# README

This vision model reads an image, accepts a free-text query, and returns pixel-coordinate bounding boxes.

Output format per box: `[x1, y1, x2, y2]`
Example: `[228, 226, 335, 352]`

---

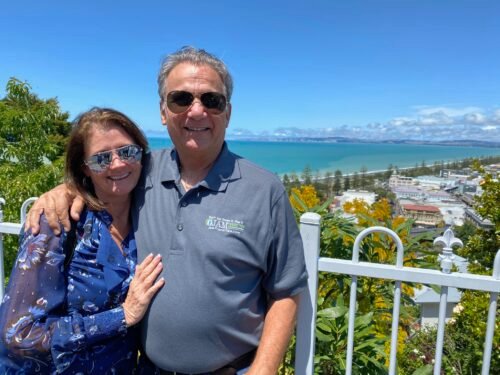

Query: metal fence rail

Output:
[0, 197, 36, 299]
[296, 213, 500, 375]
[1, 201, 499, 374]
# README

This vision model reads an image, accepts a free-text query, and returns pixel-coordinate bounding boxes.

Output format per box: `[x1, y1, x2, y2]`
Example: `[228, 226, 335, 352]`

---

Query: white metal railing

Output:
[295, 213, 500, 375]
[1, 201, 499, 373]
[0, 197, 37, 299]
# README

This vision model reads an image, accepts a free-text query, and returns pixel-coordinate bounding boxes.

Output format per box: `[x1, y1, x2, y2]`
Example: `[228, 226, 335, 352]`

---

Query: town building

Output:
[464, 207, 494, 231]
[388, 174, 415, 188]
[400, 204, 443, 227]
[413, 286, 462, 326]
[337, 189, 377, 206]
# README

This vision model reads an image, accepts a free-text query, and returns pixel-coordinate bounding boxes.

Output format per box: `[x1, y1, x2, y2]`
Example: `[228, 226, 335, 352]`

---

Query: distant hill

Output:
[145, 130, 500, 148]
[224, 136, 500, 148]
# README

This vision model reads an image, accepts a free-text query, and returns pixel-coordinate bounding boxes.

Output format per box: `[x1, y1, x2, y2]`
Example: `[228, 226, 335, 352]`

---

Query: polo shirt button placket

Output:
[177, 224, 183, 231]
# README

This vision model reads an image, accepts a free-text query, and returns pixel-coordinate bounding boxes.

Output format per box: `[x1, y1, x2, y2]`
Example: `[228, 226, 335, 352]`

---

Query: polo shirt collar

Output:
[155, 142, 241, 192]
[202, 142, 241, 192]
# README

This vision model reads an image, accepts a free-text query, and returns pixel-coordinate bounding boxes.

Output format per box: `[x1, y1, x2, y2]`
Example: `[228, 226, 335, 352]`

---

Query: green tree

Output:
[459, 161, 499, 272]
[282, 173, 291, 192]
[301, 165, 313, 185]
[385, 164, 394, 180]
[323, 170, 333, 196]
[0, 78, 71, 281]
[343, 175, 351, 190]
[333, 169, 342, 195]
[401, 160, 500, 374]
[360, 166, 368, 189]
[352, 172, 360, 189]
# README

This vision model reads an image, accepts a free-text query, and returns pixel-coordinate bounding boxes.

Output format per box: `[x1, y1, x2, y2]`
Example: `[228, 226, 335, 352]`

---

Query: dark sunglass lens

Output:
[201, 92, 226, 113]
[167, 91, 194, 113]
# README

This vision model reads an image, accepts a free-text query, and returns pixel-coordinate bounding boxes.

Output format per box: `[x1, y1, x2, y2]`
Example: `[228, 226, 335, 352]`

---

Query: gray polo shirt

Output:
[132, 143, 307, 373]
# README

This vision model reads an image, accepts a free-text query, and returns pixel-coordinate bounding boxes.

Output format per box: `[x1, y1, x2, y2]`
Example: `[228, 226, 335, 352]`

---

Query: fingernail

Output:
[155, 254, 162, 259]
[149, 253, 154, 257]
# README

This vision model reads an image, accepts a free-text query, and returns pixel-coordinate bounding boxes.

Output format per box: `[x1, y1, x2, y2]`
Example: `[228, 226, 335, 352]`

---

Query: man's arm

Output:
[26, 184, 85, 235]
[247, 294, 300, 375]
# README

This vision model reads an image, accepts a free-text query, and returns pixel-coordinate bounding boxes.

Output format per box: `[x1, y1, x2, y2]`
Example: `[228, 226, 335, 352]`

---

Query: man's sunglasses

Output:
[166, 90, 227, 114]
[85, 144, 143, 173]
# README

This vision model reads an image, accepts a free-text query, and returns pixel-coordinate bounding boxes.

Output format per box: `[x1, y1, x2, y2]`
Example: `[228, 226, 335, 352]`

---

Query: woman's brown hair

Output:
[64, 107, 148, 210]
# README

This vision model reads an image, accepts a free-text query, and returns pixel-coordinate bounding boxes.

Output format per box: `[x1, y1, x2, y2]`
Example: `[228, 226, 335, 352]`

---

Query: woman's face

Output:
[83, 124, 142, 203]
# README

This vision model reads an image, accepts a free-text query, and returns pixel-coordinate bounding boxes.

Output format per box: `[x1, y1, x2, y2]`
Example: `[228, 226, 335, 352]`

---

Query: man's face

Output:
[160, 62, 231, 162]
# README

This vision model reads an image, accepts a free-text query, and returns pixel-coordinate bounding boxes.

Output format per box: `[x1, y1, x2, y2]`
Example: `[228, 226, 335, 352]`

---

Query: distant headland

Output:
[145, 131, 500, 148]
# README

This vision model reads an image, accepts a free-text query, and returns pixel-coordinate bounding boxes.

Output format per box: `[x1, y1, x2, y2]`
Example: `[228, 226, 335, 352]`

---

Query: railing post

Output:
[433, 228, 463, 375]
[295, 212, 321, 375]
[481, 249, 500, 375]
[20, 197, 38, 226]
[350, 226, 404, 375]
[0, 197, 5, 301]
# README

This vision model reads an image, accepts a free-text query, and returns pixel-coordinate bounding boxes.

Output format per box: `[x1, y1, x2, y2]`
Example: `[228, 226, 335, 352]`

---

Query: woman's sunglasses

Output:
[85, 144, 143, 173]
[166, 90, 227, 114]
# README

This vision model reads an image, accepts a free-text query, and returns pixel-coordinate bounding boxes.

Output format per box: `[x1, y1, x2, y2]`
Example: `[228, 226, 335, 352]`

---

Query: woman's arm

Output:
[0, 216, 67, 362]
[1, 216, 163, 371]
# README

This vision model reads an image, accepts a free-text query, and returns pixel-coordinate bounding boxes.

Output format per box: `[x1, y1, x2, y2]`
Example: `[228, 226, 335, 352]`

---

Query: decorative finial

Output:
[434, 228, 463, 274]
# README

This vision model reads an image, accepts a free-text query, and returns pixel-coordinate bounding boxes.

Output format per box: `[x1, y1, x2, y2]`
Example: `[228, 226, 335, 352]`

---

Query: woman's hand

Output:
[122, 253, 165, 327]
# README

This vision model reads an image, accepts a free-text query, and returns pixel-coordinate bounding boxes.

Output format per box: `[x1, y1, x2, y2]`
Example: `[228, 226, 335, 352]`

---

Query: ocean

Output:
[147, 137, 500, 176]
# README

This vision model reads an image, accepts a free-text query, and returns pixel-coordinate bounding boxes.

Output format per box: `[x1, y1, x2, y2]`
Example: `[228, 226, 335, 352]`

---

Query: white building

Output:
[414, 175, 457, 190]
[389, 174, 415, 188]
[392, 186, 426, 201]
[338, 190, 377, 206]
[413, 286, 462, 326]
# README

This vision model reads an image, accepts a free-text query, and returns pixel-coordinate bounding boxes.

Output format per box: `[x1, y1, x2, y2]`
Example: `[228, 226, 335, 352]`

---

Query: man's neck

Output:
[179, 161, 214, 191]
[176, 146, 223, 191]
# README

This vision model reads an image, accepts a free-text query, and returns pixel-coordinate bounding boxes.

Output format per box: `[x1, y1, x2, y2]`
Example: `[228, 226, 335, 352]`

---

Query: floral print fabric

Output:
[0, 209, 140, 374]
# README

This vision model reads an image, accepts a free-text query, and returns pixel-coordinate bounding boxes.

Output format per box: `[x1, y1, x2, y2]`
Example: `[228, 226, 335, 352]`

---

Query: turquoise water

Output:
[147, 137, 500, 175]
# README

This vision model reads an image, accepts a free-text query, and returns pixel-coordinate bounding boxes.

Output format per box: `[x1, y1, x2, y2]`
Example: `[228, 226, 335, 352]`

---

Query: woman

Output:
[0, 108, 164, 374]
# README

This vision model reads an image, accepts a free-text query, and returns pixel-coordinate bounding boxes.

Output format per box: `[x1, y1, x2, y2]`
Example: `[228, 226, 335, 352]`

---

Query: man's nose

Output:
[187, 99, 207, 119]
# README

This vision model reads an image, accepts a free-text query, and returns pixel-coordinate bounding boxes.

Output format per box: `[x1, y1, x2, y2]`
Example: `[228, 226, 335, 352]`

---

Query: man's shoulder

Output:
[149, 147, 174, 163]
[233, 153, 283, 185]
[142, 148, 176, 176]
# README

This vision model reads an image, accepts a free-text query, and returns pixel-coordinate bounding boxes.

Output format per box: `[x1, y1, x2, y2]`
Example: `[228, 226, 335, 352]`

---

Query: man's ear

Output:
[160, 101, 168, 126]
[225, 102, 232, 128]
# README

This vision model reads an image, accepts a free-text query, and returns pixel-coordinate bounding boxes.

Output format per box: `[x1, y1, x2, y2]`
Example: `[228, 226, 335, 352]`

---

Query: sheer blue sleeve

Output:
[0, 216, 128, 371]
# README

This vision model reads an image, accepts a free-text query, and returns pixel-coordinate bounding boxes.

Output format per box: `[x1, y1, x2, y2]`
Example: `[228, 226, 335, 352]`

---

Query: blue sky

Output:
[1, 0, 499, 141]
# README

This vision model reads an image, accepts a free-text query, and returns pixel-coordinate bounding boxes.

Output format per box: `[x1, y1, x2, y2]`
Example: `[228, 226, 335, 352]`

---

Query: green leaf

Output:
[411, 364, 433, 375]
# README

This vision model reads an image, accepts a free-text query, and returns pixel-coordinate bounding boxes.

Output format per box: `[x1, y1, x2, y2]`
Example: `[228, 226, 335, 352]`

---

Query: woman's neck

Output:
[104, 197, 131, 221]
[102, 196, 132, 251]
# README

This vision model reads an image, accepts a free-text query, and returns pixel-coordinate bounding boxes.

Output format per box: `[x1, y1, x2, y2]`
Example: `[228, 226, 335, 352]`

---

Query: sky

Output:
[1, 0, 499, 142]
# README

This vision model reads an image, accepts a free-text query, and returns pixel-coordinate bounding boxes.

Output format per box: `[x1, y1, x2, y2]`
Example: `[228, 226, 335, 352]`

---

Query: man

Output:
[27, 46, 308, 374]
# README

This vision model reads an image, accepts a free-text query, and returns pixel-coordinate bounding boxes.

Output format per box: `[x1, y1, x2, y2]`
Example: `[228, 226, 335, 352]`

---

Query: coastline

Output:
[146, 137, 500, 177]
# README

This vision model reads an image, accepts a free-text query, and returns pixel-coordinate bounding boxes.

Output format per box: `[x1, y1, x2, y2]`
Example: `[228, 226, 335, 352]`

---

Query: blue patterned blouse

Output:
[0, 209, 141, 374]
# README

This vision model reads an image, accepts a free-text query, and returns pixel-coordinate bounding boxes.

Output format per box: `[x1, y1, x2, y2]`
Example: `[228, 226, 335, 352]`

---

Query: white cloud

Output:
[390, 117, 412, 126]
[414, 106, 482, 117]
[463, 112, 486, 124]
[227, 106, 500, 142]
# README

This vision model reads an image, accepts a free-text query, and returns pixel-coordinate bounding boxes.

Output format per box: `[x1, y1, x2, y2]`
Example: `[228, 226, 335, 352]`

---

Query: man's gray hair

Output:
[157, 46, 233, 102]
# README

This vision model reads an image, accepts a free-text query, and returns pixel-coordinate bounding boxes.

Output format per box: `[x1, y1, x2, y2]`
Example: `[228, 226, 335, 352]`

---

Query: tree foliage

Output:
[289, 185, 321, 214]
[401, 160, 500, 374]
[0, 78, 70, 281]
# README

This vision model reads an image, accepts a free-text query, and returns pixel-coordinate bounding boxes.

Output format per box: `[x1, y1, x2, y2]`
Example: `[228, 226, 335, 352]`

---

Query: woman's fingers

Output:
[136, 254, 162, 281]
[145, 277, 165, 299]
[122, 252, 165, 327]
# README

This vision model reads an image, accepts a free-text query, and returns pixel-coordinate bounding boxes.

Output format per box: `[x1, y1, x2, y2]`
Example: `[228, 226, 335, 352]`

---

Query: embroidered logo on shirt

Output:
[205, 216, 245, 234]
